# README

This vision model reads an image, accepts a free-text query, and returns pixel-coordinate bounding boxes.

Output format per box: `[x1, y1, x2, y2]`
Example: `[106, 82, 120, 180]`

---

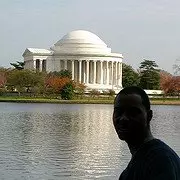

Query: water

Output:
[0, 103, 179, 180]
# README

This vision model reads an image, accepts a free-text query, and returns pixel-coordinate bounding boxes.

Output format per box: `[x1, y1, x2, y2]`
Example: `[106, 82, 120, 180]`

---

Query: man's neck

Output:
[128, 132, 154, 156]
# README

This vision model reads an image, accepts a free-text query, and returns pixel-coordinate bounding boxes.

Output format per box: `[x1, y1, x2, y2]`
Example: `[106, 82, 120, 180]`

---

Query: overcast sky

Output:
[0, 0, 180, 73]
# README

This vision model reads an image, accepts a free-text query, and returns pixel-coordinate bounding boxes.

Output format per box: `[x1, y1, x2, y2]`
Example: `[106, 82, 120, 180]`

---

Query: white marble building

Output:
[23, 30, 123, 91]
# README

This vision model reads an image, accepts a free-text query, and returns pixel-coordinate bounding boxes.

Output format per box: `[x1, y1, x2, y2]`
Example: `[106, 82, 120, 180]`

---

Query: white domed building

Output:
[23, 30, 123, 92]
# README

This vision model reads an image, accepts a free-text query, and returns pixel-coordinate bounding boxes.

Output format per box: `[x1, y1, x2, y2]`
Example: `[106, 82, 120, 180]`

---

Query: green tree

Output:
[7, 69, 44, 96]
[48, 70, 72, 78]
[139, 59, 160, 89]
[122, 63, 140, 87]
[60, 82, 74, 100]
[10, 61, 25, 70]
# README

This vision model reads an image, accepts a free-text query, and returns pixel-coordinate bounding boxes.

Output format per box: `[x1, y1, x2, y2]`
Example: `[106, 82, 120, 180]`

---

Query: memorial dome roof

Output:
[55, 30, 107, 46]
[51, 30, 111, 55]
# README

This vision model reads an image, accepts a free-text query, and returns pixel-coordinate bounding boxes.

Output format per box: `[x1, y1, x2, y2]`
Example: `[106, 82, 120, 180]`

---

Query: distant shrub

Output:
[90, 89, 100, 98]
[108, 89, 115, 97]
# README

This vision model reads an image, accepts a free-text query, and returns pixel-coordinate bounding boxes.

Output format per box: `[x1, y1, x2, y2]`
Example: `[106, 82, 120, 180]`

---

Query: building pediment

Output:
[23, 48, 53, 57]
[22, 48, 32, 57]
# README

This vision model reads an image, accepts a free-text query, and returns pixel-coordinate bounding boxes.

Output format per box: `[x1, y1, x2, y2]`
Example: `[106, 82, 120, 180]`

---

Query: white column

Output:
[83, 61, 86, 83]
[120, 62, 122, 87]
[90, 61, 93, 83]
[64, 60, 67, 69]
[100, 61, 103, 84]
[117, 62, 119, 86]
[117, 62, 121, 86]
[59, 60, 61, 71]
[111, 61, 114, 85]
[106, 61, 109, 85]
[81, 61, 84, 83]
[89, 61, 92, 83]
[33, 60, 36, 69]
[40, 60, 43, 72]
[115, 61, 118, 86]
[86, 60, 89, 84]
[72, 60, 74, 80]
[79, 60, 82, 83]
[93, 61, 96, 84]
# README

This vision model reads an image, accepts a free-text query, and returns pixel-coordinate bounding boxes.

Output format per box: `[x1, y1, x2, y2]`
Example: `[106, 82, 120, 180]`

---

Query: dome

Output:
[51, 30, 111, 55]
[56, 30, 107, 46]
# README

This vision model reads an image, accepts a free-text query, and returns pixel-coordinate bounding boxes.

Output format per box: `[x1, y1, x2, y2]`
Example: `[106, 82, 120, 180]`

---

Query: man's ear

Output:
[147, 110, 153, 123]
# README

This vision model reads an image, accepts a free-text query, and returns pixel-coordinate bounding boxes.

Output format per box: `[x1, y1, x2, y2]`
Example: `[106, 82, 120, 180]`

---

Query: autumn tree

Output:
[160, 70, 172, 92]
[0, 67, 10, 95]
[0, 67, 9, 88]
[160, 70, 180, 95]
[46, 70, 77, 99]
[139, 59, 160, 89]
[45, 76, 71, 94]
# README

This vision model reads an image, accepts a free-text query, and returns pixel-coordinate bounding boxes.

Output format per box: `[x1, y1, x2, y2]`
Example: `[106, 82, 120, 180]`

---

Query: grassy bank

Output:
[0, 96, 180, 105]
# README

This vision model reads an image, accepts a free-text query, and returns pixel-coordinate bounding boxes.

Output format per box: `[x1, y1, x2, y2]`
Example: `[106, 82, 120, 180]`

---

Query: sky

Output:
[0, 0, 180, 73]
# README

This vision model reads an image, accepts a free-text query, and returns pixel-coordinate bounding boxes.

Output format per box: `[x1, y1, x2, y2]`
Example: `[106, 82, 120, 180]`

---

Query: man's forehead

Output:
[114, 93, 143, 107]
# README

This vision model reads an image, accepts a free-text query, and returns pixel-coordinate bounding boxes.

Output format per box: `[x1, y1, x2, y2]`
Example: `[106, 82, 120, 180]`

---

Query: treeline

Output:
[0, 59, 180, 99]
[0, 69, 87, 99]
[122, 59, 180, 96]
[0, 68, 116, 100]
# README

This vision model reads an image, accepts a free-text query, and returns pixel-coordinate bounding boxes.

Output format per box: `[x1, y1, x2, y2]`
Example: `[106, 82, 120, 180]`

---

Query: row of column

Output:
[33, 59, 122, 86]
[33, 59, 46, 71]
[71, 60, 122, 86]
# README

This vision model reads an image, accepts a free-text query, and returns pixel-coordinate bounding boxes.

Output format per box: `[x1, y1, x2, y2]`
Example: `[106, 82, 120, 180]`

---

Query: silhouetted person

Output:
[113, 86, 180, 180]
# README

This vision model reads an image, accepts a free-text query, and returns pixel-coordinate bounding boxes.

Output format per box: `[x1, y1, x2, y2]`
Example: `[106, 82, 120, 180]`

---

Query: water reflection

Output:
[0, 103, 179, 179]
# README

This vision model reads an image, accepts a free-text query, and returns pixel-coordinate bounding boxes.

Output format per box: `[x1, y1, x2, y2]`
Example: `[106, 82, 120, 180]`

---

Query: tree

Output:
[173, 59, 180, 75]
[7, 69, 44, 96]
[0, 67, 9, 88]
[48, 70, 72, 78]
[10, 61, 25, 70]
[122, 63, 140, 87]
[45, 76, 71, 94]
[160, 71, 180, 96]
[139, 59, 160, 89]
[60, 82, 75, 100]
[74, 82, 86, 98]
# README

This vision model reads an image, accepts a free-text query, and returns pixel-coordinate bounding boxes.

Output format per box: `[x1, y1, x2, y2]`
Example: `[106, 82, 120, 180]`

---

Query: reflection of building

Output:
[23, 30, 123, 91]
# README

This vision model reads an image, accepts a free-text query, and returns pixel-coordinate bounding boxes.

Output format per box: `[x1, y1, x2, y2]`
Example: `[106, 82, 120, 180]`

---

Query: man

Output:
[113, 86, 180, 180]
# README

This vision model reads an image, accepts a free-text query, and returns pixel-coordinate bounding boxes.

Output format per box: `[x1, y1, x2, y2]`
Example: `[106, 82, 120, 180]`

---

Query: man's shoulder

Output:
[119, 139, 180, 180]
[139, 139, 180, 180]
[145, 139, 179, 158]
[143, 139, 180, 168]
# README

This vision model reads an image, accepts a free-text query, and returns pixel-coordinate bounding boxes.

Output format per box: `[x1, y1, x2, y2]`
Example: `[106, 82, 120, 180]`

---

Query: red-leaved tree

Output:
[160, 71, 180, 95]
[45, 76, 72, 93]
[0, 68, 8, 88]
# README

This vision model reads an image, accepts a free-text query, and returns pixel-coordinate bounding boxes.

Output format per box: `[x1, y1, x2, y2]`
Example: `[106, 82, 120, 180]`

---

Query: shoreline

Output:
[0, 98, 180, 105]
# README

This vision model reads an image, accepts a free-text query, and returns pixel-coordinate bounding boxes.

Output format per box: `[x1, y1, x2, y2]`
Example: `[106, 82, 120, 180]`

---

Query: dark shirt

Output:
[119, 139, 180, 180]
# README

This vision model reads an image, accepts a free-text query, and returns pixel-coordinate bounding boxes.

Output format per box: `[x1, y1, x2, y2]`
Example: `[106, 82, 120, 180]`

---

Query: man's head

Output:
[113, 86, 153, 145]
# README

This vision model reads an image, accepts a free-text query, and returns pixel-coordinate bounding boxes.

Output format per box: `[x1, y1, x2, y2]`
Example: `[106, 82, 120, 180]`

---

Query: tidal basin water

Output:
[0, 103, 179, 180]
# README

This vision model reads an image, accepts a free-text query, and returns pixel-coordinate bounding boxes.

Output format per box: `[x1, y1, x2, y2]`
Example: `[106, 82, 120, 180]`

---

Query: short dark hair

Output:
[116, 86, 151, 110]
